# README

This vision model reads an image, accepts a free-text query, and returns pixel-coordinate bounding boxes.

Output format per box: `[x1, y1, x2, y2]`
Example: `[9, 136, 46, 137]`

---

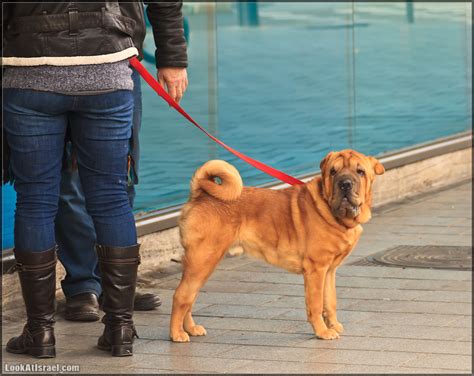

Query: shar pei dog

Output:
[170, 150, 384, 342]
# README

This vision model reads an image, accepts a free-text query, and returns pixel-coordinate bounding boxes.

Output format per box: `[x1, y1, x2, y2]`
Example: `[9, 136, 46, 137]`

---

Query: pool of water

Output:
[2, 2, 472, 249]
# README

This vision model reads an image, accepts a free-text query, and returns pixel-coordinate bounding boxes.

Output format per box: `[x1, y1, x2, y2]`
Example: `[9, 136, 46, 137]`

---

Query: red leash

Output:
[129, 57, 304, 186]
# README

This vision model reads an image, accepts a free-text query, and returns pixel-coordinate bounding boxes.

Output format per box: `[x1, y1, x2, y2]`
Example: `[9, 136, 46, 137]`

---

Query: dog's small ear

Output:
[370, 157, 385, 175]
[320, 151, 334, 173]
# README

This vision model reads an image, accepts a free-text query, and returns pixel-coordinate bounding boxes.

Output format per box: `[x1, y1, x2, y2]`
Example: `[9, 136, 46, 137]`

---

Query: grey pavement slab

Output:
[2, 181, 471, 374]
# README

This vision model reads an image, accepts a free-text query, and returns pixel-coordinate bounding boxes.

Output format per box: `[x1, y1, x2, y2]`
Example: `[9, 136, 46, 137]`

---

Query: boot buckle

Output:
[7, 263, 24, 274]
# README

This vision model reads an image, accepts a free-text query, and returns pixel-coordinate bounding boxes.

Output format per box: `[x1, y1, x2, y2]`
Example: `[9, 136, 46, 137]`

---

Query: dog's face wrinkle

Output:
[322, 152, 373, 222]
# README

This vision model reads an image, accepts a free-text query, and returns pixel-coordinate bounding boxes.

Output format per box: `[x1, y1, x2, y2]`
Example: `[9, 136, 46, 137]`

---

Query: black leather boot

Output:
[96, 244, 140, 357]
[6, 246, 57, 358]
[98, 292, 162, 312]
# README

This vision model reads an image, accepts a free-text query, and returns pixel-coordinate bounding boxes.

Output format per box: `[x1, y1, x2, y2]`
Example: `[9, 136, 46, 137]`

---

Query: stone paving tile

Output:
[336, 266, 472, 281]
[161, 279, 262, 294]
[144, 289, 283, 309]
[335, 365, 468, 374]
[376, 325, 472, 342]
[445, 315, 473, 328]
[126, 353, 254, 373]
[293, 319, 472, 342]
[195, 276, 469, 295]
[297, 348, 419, 367]
[276, 308, 371, 322]
[261, 295, 358, 310]
[334, 287, 472, 302]
[139, 302, 210, 316]
[369, 216, 471, 227]
[236, 281, 306, 296]
[190, 329, 312, 348]
[208, 270, 304, 284]
[190, 291, 282, 306]
[218, 342, 429, 369]
[195, 316, 306, 334]
[403, 290, 471, 303]
[290, 332, 472, 356]
[365, 223, 469, 235]
[357, 233, 472, 246]
[195, 344, 333, 364]
[402, 353, 472, 372]
[376, 208, 471, 219]
[6, 344, 249, 374]
[132, 325, 229, 343]
[1, 347, 73, 362]
[135, 340, 239, 358]
[334, 276, 472, 292]
[355, 311, 469, 328]
[231, 359, 341, 374]
[54, 320, 104, 337]
[346, 299, 471, 315]
[193, 304, 294, 320]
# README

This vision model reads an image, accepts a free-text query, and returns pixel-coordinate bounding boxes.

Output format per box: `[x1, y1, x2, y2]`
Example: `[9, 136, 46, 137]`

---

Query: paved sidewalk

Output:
[2, 181, 472, 374]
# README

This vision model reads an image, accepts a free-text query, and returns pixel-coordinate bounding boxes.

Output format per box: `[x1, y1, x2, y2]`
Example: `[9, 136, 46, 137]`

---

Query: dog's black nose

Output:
[338, 179, 352, 192]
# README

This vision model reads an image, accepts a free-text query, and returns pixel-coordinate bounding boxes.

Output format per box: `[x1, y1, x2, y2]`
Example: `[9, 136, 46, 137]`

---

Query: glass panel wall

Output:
[134, 3, 218, 214]
[351, 2, 472, 153]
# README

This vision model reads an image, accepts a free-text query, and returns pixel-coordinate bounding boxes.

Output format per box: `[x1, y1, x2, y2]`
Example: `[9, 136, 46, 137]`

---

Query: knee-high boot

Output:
[6, 246, 57, 358]
[96, 244, 140, 357]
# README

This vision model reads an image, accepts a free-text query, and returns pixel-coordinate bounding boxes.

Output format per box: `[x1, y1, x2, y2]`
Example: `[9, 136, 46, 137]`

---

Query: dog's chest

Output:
[334, 227, 362, 259]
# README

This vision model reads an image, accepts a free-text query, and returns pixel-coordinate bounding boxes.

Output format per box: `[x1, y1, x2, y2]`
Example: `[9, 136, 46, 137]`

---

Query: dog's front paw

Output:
[185, 325, 207, 337]
[170, 330, 190, 343]
[327, 321, 344, 334]
[316, 328, 340, 340]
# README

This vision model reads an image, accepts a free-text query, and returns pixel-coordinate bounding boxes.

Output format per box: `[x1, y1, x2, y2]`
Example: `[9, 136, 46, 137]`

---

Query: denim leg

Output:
[55, 162, 102, 298]
[56, 73, 142, 298]
[3, 89, 68, 252]
[69, 91, 137, 247]
[127, 69, 142, 207]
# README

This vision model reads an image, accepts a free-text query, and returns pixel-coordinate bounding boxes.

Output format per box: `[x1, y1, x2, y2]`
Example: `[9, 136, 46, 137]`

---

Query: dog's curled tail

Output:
[190, 160, 243, 201]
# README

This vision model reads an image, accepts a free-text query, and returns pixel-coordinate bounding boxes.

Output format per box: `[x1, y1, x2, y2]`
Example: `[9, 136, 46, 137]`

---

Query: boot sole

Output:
[134, 300, 162, 311]
[97, 343, 133, 357]
[6, 345, 56, 358]
[65, 312, 100, 322]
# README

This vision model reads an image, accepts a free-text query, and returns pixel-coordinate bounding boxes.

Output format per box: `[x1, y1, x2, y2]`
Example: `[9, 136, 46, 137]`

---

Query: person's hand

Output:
[157, 67, 188, 103]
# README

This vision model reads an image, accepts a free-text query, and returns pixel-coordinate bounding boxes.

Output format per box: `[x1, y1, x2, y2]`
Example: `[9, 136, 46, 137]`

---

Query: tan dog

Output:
[170, 150, 384, 342]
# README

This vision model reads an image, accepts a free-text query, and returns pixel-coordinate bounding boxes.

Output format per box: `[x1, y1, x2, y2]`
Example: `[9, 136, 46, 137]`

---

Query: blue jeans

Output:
[54, 71, 142, 298]
[4, 89, 137, 266]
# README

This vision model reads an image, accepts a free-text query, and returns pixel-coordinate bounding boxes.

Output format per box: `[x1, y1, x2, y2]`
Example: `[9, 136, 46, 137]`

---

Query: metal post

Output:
[406, 1, 415, 24]
[238, 1, 259, 27]
[207, 3, 218, 160]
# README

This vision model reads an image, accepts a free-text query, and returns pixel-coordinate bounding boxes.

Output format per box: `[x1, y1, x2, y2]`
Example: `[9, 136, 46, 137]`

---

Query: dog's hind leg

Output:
[170, 241, 228, 342]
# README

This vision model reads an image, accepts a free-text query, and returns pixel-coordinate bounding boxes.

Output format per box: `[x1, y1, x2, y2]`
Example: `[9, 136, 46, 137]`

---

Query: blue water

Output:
[2, 2, 472, 249]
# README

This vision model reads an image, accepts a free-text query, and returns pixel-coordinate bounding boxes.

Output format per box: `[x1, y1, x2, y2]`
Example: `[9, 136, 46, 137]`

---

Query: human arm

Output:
[145, 1, 188, 102]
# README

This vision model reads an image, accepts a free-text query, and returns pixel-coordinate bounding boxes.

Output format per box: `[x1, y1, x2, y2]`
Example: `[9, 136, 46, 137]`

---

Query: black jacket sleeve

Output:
[145, 1, 188, 68]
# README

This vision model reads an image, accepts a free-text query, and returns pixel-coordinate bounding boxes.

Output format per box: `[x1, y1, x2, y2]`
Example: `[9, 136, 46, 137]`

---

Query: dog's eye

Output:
[330, 168, 337, 176]
[357, 169, 365, 176]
